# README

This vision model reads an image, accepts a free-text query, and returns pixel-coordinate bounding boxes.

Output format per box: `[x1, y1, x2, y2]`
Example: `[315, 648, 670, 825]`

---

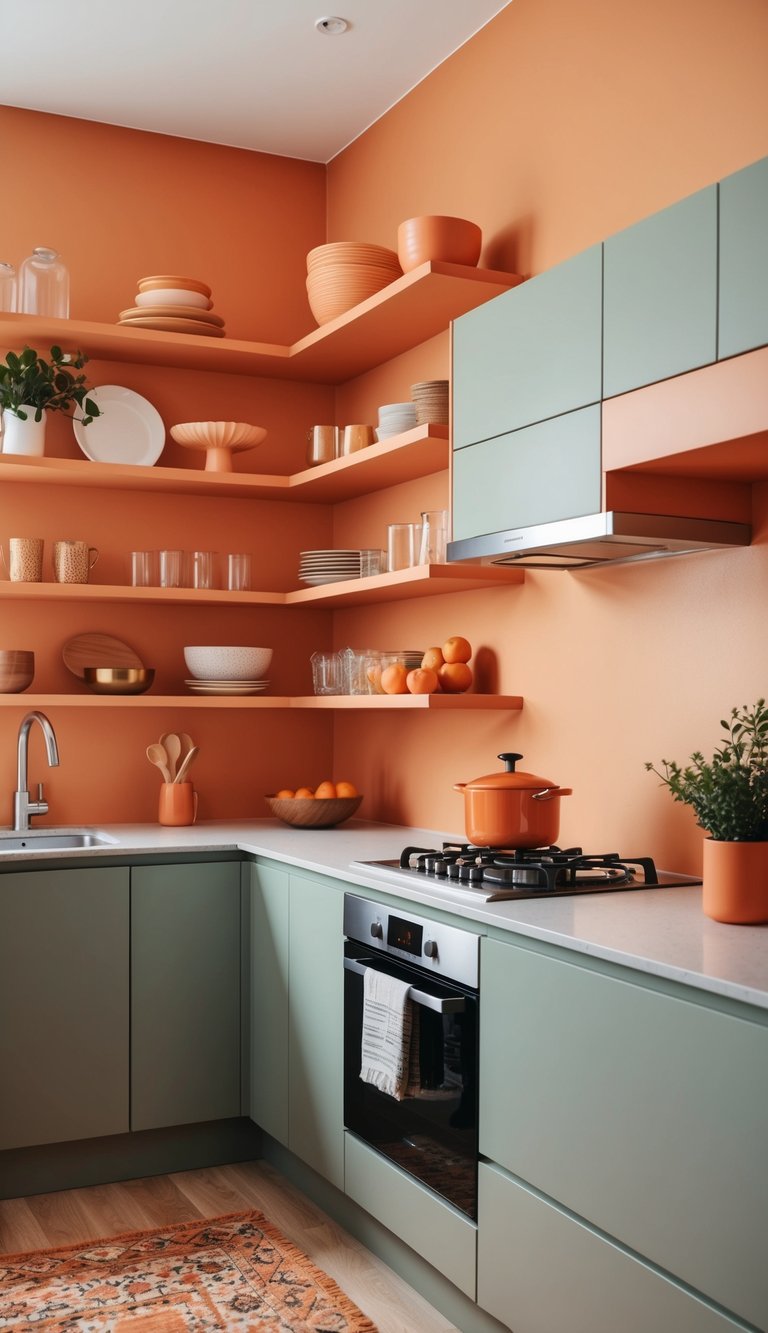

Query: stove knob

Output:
[434, 859, 449, 877]
[447, 862, 461, 879]
[424, 940, 438, 959]
[468, 865, 484, 884]
[370, 921, 383, 940]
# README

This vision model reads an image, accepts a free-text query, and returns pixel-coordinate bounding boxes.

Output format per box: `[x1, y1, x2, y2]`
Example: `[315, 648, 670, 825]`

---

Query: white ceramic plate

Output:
[73, 385, 165, 466]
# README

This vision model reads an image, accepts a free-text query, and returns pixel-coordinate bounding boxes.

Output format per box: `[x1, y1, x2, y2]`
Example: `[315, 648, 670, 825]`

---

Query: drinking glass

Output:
[418, 510, 448, 564]
[130, 551, 156, 587]
[158, 549, 183, 588]
[310, 651, 342, 695]
[387, 523, 419, 571]
[227, 552, 251, 591]
[0, 262, 17, 312]
[188, 550, 216, 590]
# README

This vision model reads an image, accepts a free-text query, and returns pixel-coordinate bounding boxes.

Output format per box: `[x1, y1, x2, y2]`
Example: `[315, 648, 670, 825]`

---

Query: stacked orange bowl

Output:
[119, 275, 226, 338]
[306, 243, 402, 326]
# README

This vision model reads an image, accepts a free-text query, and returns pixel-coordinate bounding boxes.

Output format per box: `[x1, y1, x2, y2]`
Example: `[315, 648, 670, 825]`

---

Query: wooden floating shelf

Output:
[0, 262, 523, 384]
[0, 693, 523, 711]
[289, 694, 524, 710]
[0, 424, 449, 504]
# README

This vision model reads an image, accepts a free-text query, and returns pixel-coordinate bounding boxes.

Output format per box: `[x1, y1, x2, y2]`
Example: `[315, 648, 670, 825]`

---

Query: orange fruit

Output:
[421, 646, 444, 671]
[438, 662, 473, 693]
[407, 667, 439, 694]
[294, 786, 315, 799]
[380, 663, 409, 694]
[275, 788, 295, 799]
[336, 780, 358, 798]
[442, 635, 472, 664]
[314, 780, 337, 799]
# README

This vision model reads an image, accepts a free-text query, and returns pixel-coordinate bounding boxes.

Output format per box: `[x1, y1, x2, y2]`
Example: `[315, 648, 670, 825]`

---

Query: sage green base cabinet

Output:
[131, 861, 241, 1132]
[0, 867, 129, 1151]
[479, 936, 768, 1331]
[248, 863, 344, 1190]
[603, 184, 718, 397]
[719, 154, 768, 360]
[477, 1163, 745, 1333]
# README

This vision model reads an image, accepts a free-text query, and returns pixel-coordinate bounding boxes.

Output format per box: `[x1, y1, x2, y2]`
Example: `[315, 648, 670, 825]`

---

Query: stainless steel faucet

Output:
[14, 710, 60, 832]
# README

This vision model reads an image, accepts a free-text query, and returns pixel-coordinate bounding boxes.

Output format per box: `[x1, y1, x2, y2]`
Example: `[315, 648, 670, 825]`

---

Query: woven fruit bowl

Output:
[265, 794, 362, 829]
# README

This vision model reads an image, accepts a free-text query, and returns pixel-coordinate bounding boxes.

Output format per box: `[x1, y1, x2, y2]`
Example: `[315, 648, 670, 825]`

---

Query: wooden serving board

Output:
[63, 632, 144, 678]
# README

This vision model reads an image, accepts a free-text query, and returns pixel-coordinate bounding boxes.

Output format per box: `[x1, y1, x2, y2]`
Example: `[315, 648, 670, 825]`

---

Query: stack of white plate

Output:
[376, 402, 418, 441]
[299, 549, 362, 585]
[184, 678, 271, 696]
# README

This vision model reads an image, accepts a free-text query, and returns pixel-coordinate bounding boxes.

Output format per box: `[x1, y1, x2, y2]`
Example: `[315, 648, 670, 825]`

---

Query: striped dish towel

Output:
[360, 967, 421, 1101]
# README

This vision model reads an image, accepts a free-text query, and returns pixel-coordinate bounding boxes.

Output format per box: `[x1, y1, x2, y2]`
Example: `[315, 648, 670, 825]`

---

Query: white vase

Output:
[1, 408, 47, 456]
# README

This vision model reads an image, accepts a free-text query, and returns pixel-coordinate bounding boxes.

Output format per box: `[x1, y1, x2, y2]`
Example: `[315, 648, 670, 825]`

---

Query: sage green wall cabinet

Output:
[603, 184, 718, 397]
[131, 861, 241, 1132]
[249, 861, 290, 1144]
[719, 154, 768, 360]
[452, 405, 601, 542]
[452, 244, 602, 449]
[479, 937, 768, 1331]
[288, 871, 344, 1190]
[477, 1164, 744, 1333]
[0, 866, 129, 1151]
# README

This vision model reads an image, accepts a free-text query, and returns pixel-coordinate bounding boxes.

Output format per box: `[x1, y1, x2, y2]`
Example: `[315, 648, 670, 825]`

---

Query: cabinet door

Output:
[453, 244, 602, 448]
[0, 866, 129, 1150]
[603, 185, 717, 397]
[719, 155, 768, 359]
[478, 1163, 744, 1333]
[288, 872, 344, 1189]
[249, 861, 290, 1143]
[452, 404, 601, 542]
[131, 861, 241, 1131]
[479, 937, 768, 1331]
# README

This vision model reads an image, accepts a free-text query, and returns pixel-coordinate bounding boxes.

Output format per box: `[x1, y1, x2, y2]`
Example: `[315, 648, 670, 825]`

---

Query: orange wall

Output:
[327, 0, 768, 871]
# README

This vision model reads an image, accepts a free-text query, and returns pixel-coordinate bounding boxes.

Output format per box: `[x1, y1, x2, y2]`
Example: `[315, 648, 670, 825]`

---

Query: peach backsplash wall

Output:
[327, 0, 768, 869]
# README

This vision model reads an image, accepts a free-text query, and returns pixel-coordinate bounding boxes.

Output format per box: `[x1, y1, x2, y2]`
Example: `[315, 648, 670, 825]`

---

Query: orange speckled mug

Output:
[158, 782, 198, 826]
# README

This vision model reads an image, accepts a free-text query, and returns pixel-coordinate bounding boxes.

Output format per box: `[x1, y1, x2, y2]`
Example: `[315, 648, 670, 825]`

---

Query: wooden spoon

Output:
[178, 732, 194, 762]
[146, 743, 172, 783]
[160, 732, 182, 780]
[174, 746, 199, 785]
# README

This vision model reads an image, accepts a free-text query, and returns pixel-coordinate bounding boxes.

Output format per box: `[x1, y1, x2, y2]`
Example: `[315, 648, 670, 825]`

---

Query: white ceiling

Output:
[3, 0, 512, 163]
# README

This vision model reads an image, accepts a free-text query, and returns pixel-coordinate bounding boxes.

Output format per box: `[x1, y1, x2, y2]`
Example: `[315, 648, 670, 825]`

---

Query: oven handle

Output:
[344, 956, 466, 1014]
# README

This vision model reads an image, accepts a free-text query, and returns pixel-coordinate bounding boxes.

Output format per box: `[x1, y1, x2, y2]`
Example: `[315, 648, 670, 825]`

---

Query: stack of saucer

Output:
[299, 549, 363, 585]
[119, 275, 226, 337]
[410, 379, 449, 425]
[376, 402, 418, 441]
[184, 677, 270, 696]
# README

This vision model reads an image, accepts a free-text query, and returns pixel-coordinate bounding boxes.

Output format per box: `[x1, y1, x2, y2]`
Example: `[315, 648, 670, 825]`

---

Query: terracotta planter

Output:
[702, 838, 768, 924]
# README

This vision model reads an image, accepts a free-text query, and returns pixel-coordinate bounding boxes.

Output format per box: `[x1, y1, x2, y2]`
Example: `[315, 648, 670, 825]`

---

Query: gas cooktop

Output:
[351, 844, 702, 903]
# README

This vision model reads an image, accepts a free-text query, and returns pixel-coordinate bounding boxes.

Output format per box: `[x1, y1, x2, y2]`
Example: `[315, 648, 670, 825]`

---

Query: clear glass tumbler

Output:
[188, 550, 216, 590]
[158, 549, 183, 588]
[227, 553, 251, 591]
[0, 262, 17, 313]
[130, 551, 156, 586]
[418, 510, 448, 564]
[310, 650, 342, 695]
[387, 522, 418, 571]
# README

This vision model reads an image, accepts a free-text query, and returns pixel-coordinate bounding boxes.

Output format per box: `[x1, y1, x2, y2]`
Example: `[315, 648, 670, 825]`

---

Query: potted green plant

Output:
[0, 345, 100, 457]
[646, 699, 768, 923]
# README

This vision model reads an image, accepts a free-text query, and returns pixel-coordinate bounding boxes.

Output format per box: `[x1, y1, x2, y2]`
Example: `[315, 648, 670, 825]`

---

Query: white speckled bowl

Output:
[183, 645, 273, 681]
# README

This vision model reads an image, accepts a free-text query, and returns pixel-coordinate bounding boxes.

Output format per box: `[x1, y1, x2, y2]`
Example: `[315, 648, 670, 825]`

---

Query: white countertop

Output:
[1, 817, 766, 1011]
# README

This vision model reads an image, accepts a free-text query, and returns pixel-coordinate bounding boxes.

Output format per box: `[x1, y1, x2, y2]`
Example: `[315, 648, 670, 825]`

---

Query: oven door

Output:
[343, 939, 478, 1220]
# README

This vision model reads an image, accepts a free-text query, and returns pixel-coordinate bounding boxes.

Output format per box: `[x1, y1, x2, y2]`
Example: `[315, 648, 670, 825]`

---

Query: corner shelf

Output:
[0, 261, 523, 384]
[0, 693, 523, 711]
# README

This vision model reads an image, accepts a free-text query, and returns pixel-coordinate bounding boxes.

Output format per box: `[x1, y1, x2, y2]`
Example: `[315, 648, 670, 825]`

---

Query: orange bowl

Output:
[397, 215, 482, 272]
[265, 794, 363, 828]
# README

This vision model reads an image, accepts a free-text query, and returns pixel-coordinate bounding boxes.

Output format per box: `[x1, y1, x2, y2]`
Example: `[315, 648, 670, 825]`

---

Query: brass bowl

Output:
[83, 666, 155, 695]
[265, 794, 362, 829]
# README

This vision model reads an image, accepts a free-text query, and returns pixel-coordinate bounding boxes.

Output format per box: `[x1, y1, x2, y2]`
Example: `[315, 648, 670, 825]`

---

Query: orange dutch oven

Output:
[454, 752, 573, 848]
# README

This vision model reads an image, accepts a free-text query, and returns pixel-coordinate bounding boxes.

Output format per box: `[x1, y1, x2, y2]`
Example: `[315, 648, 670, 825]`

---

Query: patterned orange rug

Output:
[0, 1209, 379, 1331]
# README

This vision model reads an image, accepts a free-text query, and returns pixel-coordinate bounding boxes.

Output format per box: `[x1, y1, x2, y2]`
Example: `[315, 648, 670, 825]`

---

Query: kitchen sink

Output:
[0, 828, 119, 852]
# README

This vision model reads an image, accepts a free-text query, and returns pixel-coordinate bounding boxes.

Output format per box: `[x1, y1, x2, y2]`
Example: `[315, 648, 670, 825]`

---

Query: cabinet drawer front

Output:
[249, 863, 290, 1144]
[603, 184, 717, 397]
[719, 155, 768, 360]
[345, 1131, 477, 1299]
[452, 405, 601, 542]
[453, 244, 602, 448]
[478, 1163, 744, 1333]
[479, 938, 768, 1330]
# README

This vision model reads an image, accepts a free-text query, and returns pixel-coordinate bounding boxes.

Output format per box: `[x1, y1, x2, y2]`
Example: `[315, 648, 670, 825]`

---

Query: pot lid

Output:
[461, 753, 560, 791]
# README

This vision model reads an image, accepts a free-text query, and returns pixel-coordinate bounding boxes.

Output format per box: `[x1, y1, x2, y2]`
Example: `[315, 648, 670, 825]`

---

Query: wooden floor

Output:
[0, 1160, 459, 1332]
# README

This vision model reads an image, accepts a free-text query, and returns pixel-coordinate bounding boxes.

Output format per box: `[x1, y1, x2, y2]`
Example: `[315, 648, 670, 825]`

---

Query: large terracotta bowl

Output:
[397, 215, 482, 272]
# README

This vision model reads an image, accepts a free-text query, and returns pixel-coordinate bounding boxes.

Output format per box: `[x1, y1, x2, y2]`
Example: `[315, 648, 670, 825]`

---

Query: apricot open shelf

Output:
[0, 694, 523, 711]
[0, 261, 522, 384]
[0, 424, 449, 503]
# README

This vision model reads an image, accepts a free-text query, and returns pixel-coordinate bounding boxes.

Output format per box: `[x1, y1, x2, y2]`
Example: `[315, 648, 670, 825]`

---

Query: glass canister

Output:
[19, 246, 70, 317]
[0, 261, 17, 312]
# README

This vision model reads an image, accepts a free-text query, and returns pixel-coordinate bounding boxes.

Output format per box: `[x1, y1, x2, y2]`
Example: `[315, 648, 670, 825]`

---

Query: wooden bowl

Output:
[265, 794, 363, 828]
[83, 666, 155, 694]
[0, 649, 34, 693]
[397, 215, 482, 272]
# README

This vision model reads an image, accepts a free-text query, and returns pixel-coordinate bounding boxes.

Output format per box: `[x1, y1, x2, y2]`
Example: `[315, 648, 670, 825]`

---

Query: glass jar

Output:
[19, 246, 70, 317]
[0, 261, 17, 312]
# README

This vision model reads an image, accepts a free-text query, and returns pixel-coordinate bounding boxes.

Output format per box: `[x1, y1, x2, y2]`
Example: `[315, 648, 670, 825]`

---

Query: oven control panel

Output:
[343, 893, 479, 988]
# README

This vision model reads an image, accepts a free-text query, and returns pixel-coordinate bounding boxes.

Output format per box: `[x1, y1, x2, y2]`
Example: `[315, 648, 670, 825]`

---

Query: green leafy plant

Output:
[0, 345, 100, 424]
[645, 699, 768, 841]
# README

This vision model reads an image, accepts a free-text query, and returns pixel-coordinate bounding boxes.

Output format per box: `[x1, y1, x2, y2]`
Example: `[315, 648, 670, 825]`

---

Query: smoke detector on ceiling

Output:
[315, 16, 350, 35]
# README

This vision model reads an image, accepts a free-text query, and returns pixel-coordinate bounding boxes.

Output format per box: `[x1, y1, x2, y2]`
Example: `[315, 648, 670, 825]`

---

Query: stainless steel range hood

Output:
[447, 511, 752, 569]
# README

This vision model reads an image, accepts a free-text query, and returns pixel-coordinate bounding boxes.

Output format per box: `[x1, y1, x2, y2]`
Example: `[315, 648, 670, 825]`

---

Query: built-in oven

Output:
[343, 893, 480, 1220]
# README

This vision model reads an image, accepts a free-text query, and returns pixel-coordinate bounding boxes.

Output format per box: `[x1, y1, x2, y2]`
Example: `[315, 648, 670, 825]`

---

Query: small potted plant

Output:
[646, 699, 768, 923]
[0, 345, 100, 456]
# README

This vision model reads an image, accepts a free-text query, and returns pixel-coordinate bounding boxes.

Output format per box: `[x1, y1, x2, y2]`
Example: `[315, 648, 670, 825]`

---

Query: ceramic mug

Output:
[306, 425, 339, 466]
[53, 539, 99, 584]
[340, 424, 375, 455]
[2, 536, 44, 582]
[158, 782, 198, 827]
